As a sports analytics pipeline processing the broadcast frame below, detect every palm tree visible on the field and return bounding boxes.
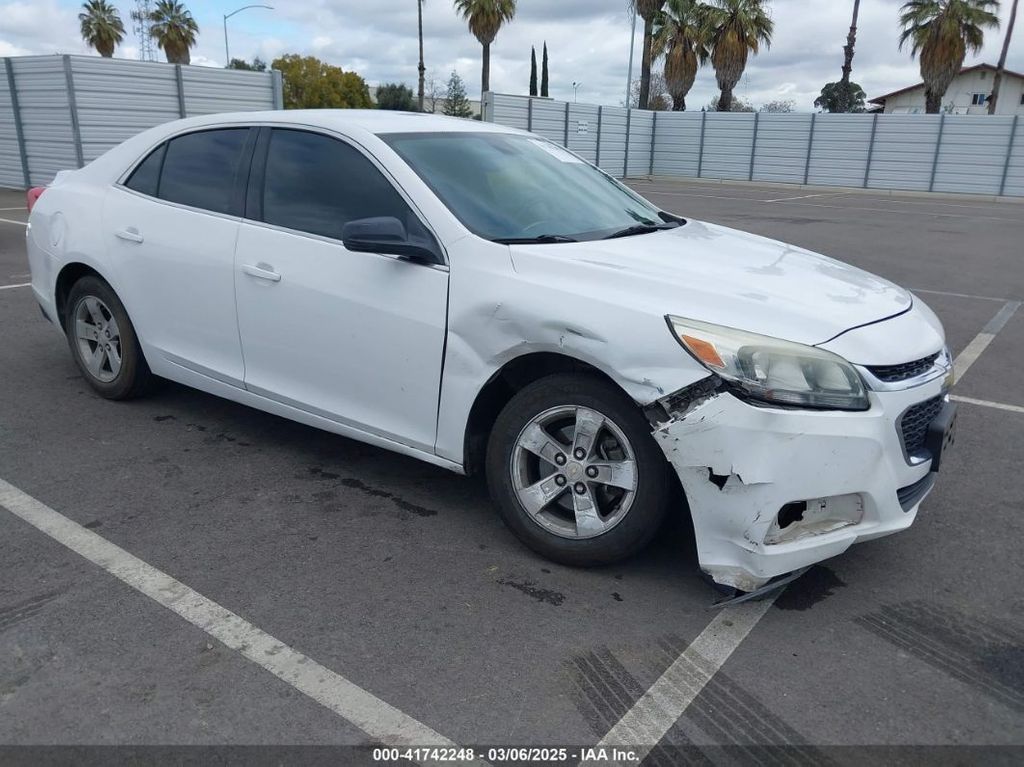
[898,0,1001,114]
[418,0,426,111]
[148,0,200,65]
[635,0,665,109]
[653,0,709,111]
[838,0,861,111]
[989,0,1018,113]
[79,0,126,58]
[703,0,773,113]
[453,0,517,100]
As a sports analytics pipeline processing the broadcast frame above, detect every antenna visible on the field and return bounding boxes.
[131,0,158,62]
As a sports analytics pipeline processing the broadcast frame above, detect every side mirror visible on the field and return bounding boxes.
[341,216,444,265]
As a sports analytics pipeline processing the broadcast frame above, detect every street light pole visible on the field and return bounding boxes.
[625,5,637,108]
[223,4,274,67]
[572,82,582,103]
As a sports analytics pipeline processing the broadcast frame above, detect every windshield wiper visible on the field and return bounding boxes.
[492,234,579,244]
[601,222,679,240]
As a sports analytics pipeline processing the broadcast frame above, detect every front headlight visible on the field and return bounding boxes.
[667,316,869,411]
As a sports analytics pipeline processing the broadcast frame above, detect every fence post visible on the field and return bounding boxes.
[175,64,187,117]
[271,69,284,110]
[649,110,657,176]
[748,111,759,181]
[929,113,946,192]
[624,108,632,178]
[802,112,817,185]
[595,106,603,168]
[62,55,84,169]
[696,110,707,178]
[564,101,570,147]
[863,113,879,188]
[999,115,1019,197]
[527,98,533,132]
[4,58,30,189]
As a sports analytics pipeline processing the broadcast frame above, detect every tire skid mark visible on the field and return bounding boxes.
[645,635,829,767]
[569,647,648,736]
[856,600,1024,713]
[0,590,63,632]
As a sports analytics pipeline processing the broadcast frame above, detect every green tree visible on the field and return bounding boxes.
[148,0,199,65]
[377,82,417,110]
[227,57,267,71]
[989,0,1018,113]
[704,0,774,113]
[453,0,517,99]
[529,46,538,95]
[899,0,1001,113]
[653,0,710,111]
[634,0,666,109]
[759,98,794,112]
[443,70,474,117]
[541,41,549,96]
[79,0,125,58]
[815,80,867,112]
[271,54,373,109]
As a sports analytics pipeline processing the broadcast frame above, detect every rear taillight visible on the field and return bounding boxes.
[26,187,45,213]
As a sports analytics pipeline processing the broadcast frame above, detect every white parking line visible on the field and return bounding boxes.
[0,217,28,226]
[586,595,778,764]
[0,477,478,758]
[951,395,1024,414]
[0,207,27,211]
[0,282,31,291]
[912,288,1011,303]
[762,192,847,203]
[953,300,1021,384]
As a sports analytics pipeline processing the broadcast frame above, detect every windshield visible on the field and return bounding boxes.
[379,131,677,243]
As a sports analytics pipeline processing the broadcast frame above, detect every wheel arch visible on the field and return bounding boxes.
[54,262,108,331]
[462,351,636,475]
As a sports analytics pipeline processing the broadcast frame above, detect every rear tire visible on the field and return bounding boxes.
[64,276,153,400]
[486,373,672,566]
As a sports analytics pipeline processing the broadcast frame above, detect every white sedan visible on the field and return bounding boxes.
[26,110,956,593]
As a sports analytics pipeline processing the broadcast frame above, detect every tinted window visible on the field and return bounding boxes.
[262,129,414,240]
[125,143,165,197]
[158,129,250,214]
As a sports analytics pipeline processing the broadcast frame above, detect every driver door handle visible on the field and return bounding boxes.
[242,263,281,282]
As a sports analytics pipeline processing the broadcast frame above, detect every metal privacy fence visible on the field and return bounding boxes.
[482,92,1024,198]
[1,55,283,189]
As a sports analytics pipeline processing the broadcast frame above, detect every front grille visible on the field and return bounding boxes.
[900,394,944,456]
[868,352,940,383]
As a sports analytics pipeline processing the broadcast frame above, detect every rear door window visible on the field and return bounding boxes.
[157,129,251,215]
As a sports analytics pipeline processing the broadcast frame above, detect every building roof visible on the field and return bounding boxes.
[869,64,1024,105]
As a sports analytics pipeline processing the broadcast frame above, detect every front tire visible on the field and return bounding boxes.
[64,275,153,400]
[486,373,672,566]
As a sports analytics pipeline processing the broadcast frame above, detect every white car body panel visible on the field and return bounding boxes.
[26,110,953,591]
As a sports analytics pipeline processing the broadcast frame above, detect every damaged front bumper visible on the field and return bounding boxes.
[650,374,950,592]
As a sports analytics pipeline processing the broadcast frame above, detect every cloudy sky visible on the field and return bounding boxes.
[2,0,1022,110]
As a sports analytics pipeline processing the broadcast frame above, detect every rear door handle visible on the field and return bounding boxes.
[242,263,281,282]
[114,228,144,243]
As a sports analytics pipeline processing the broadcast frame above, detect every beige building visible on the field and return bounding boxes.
[870,64,1024,115]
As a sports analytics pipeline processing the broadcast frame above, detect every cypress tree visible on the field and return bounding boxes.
[529,46,538,96]
[541,42,549,97]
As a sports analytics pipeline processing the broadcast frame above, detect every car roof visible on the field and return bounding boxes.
[161,109,522,137]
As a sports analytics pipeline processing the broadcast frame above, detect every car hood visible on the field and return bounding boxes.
[508,219,912,347]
